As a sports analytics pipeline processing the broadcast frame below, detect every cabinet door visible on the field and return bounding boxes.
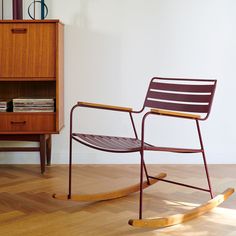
[0,23,56,78]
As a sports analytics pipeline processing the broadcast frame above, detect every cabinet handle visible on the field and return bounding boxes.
[10,121,26,125]
[11,28,27,34]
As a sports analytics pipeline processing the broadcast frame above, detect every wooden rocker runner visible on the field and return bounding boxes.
[53,77,234,228]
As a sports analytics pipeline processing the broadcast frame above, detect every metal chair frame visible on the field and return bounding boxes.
[67,77,218,221]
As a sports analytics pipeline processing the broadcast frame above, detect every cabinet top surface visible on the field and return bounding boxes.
[0,19,63,24]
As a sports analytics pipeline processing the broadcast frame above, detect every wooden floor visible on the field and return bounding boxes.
[0,164,236,236]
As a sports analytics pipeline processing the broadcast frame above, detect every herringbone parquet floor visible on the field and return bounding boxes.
[0,164,236,236]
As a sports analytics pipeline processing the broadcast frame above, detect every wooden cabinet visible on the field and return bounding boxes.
[0,20,64,173]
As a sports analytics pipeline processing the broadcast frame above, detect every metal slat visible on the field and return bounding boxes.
[97,135,139,150]
[147,91,212,103]
[94,135,122,150]
[108,137,135,149]
[79,134,118,150]
[145,100,209,113]
[150,82,215,93]
[113,137,139,149]
[145,146,202,153]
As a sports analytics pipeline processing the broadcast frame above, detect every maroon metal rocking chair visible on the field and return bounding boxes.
[54,77,234,228]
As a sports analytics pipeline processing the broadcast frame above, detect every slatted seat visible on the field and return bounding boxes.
[72,134,152,152]
[72,133,202,153]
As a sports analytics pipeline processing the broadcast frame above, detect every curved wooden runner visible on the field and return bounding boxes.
[53,172,167,202]
[129,188,234,228]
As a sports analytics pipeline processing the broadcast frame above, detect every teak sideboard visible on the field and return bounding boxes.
[0,20,64,173]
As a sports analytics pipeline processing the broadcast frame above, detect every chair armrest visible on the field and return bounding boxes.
[151,109,201,119]
[78,101,133,112]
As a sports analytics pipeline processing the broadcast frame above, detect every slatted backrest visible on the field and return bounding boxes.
[144,77,217,119]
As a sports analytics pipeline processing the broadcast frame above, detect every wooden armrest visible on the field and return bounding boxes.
[78,102,133,112]
[151,109,201,119]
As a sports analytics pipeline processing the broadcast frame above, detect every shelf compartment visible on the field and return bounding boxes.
[0,81,56,99]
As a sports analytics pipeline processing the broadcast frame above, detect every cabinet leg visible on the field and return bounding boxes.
[40,134,46,174]
[46,135,52,166]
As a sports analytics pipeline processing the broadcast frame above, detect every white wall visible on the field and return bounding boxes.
[1,0,236,164]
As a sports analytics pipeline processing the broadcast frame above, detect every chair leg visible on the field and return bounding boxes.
[39,134,46,174]
[196,120,214,199]
[139,152,150,185]
[46,135,52,166]
[68,134,73,199]
[139,150,144,219]
[201,151,214,199]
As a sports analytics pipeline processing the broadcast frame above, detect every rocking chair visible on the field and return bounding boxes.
[54,77,234,228]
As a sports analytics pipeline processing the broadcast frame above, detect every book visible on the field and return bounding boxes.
[13,101,54,107]
[0,99,12,111]
[13,97,54,105]
[13,107,55,112]
[12,97,55,112]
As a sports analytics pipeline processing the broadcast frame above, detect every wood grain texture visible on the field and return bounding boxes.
[129,188,234,228]
[78,101,133,112]
[53,172,166,202]
[0,113,56,133]
[0,20,60,23]
[151,108,201,119]
[0,23,56,78]
[0,164,236,236]
[56,22,64,132]
[0,81,56,99]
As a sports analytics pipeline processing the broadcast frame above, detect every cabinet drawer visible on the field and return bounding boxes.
[0,113,56,133]
[0,23,56,78]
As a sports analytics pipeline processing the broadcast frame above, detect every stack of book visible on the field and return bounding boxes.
[13,97,55,112]
[0,99,12,112]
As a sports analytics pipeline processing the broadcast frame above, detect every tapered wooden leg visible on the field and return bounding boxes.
[46,135,52,166]
[40,134,46,174]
